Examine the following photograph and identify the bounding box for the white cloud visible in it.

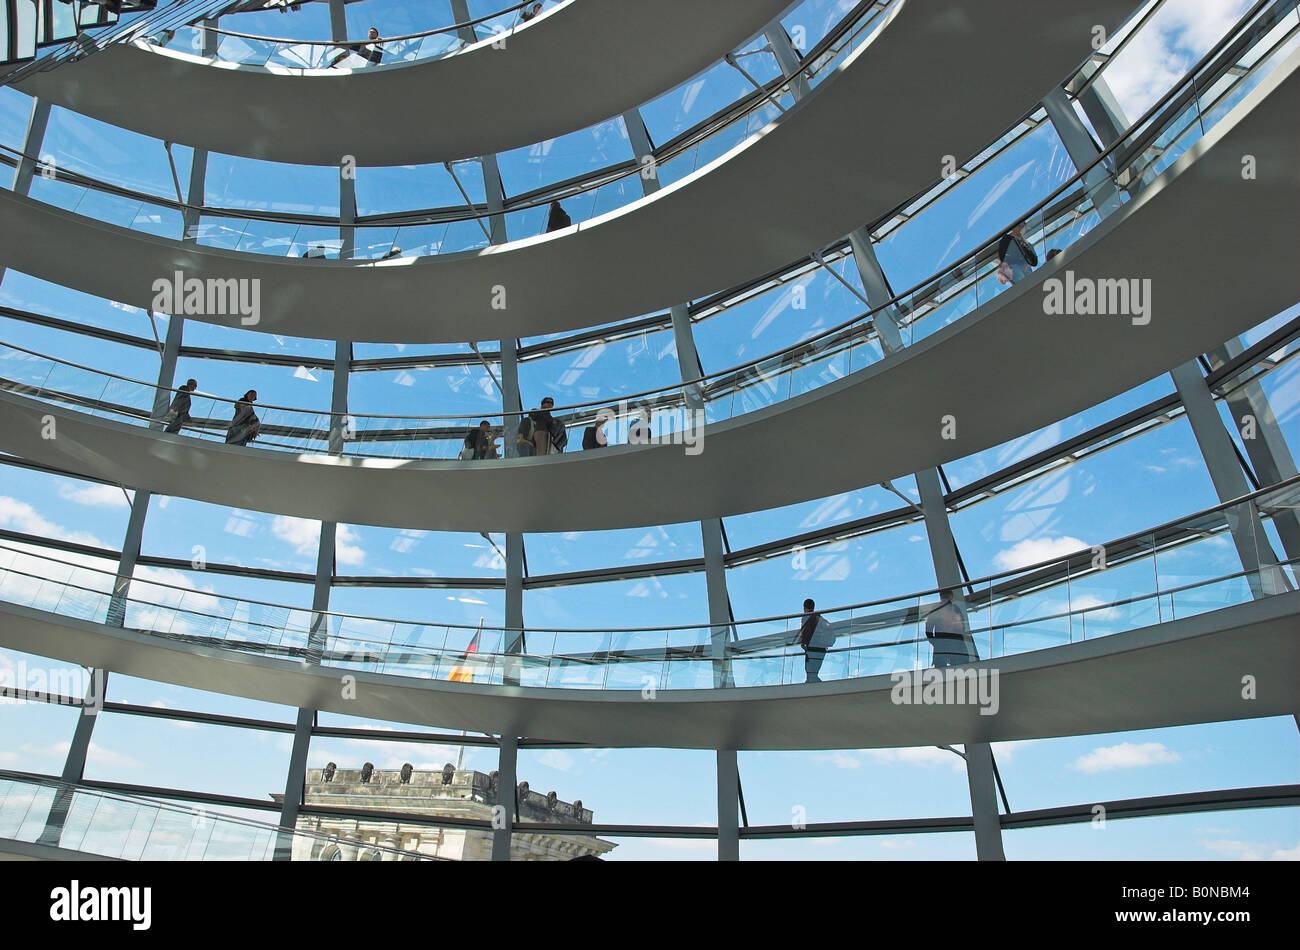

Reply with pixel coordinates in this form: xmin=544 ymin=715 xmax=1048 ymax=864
xmin=537 ymin=750 xmax=575 ymax=772
xmin=271 ymin=516 xmax=364 ymax=567
xmin=0 ymin=496 xmax=105 ymax=547
xmin=26 ymin=741 xmax=142 ymax=770
xmin=816 ymin=747 xmax=965 ymax=772
xmin=811 ymin=751 xmax=866 ymax=770
xmin=993 ymin=535 xmax=1089 ymax=571
xmin=271 ymin=515 xmax=319 ymax=555
xmin=1071 ymin=741 xmax=1180 ymax=773
xmin=1199 ymin=838 xmax=1299 ymax=861
xmin=1101 ymin=0 xmax=1254 ymax=118
xmin=57 ymin=484 xmax=132 ymax=509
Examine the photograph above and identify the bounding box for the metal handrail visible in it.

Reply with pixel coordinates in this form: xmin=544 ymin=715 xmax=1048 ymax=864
xmin=1 ymin=477 xmax=1293 ymax=637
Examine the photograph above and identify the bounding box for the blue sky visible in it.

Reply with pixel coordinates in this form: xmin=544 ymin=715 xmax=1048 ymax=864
xmin=0 ymin=0 xmax=1297 ymax=860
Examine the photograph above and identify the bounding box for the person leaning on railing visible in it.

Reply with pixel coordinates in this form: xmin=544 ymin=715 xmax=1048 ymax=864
xmin=461 ymin=420 xmax=499 ymax=460
xmin=518 ymin=396 xmax=563 ymax=456
xmin=160 ymin=378 xmax=198 ymax=434
xmin=329 ymin=26 xmax=384 ymax=68
xmin=996 ymin=220 xmax=1038 ymax=285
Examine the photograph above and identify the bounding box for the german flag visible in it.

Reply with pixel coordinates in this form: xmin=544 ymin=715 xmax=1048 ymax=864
xmin=447 ymin=627 xmax=481 ymax=683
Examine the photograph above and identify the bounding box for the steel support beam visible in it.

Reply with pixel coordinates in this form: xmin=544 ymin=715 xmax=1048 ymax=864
xmin=11 ymin=98 xmax=50 ymax=197
xmin=764 ymin=24 xmax=811 ymax=99
xmin=328 ymin=0 xmax=347 ymax=42
xmin=491 ymin=736 xmax=518 ymax=860
xmin=965 ymin=742 xmax=1007 ymax=860
xmin=477 ymin=155 xmax=525 ymax=684
xmin=1170 ymin=360 xmax=1289 ymax=597
xmin=276 ymin=337 xmax=351 ymax=854
xmin=717 ymin=749 xmax=740 ymax=861
xmin=449 ymin=0 xmax=478 ymax=45
xmin=1077 ymin=74 xmax=1130 ymax=149
xmin=1042 ymin=86 xmax=1123 ymax=216
xmin=1206 ymin=340 xmax=1300 ymax=564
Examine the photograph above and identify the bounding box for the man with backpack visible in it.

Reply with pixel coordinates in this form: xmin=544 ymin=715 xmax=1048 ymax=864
xmin=518 ymin=396 xmax=562 ymax=456
xmin=799 ymin=598 xmax=835 ymax=683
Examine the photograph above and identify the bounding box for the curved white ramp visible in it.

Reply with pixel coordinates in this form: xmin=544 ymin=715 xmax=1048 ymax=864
xmin=0 ymin=0 xmax=1137 ymax=344
xmin=13 ymin=0 xmax=795 ymax=166
xmin=0 ymin=591 xmax=1294 ymax=750
xmin=0 ymin=50 xmax=1294 ymax=534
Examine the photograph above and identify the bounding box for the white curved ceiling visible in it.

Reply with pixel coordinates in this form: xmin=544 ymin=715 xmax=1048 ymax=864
xmin=0 ymin=49 xmax=1294 ymax=534
xmin=0 ymin=0 xmax=1138 ymax=344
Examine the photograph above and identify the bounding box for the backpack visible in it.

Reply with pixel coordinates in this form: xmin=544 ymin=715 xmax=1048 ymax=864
xmin=582 ymin=426 xmax=599 ymax=450
xmin=549 ymin=418 xmax=568 ymax=452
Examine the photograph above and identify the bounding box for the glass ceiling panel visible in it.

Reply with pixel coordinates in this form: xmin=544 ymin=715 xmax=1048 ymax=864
xmin=874 ymin=122 xmax=1075 ymax=295
xmin=525 ymin=524 xmax=704 ymax=577
xmin=942 ymin=375 xmax=1179 ymax=492
xmin=355 ymin=160 xmax=482 ymax=216
xmin=640 ymin=57 xmax=757 ymax=146
xmin=0 ymin=269 xmax=159 ymax=339
xmin=495 ymin=115 xmax=633 ymax=197
xmin=43 ymin=106 xmax=187 ymax=199
xmin=336 ymin=524 xmax=507 ymax=579
xmin=948 ymin=415 xmax=1220 ymax=579
xmin=722 ymin=482 xmax=917 ymax=551
xmin=204 ymin=152 xmax=339 ymax=216
xmin=781 ymin=0 xmax=862 ymax=54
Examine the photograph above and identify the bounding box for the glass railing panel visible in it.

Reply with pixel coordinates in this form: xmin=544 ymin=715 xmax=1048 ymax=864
xmin=51 ymin=790 xmax=101 ymax=854
xmin=543 ymin=631 xmax=613 ymax=688
xmin=988 ymin=581 xmax=1080 ymax=659
xmin=603 ymin=629 xmax=671 ymax=690
xmin=1063 ymin=534 xmax=1161 ymax=641
xmin=136 ymin=807 xmax=200 ymax=860
xmin=8 ymin=784 xmax=55 ymax=842
xmin=73 ymin=794 xmax=146 ymax=859
xmin=730 ymin=618 xmax=796 ymax=687
xmin=1155 ymin=509 xmax=1259 ymax=620
xmin=660 ymin=626 xmax=718 ymax=690
xmin=0 ymin=781 xmax=38 ymax=840
xmin=828 ymin=596 xmax=924 ymax=678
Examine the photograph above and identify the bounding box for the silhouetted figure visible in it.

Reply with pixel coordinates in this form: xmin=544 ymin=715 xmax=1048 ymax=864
xmin=582 ymin=415 xmax=609 ymax=450
xmin=925 ymin=588 xmax=977 ymax=667
xmin=997 ymin=220 xmax=1038 ymax=285
xmin=799 ymin=598 xmax=834 ymax=683
xmin=545 ymin=200 xmax=571 ymax=233
xmin=521 ymin=3 xmax=543 ymax=21
xmin=162 ymin=378 xmax=198 ymax=434
xmin=226 ymin=390 xmax=260 ymax=446
xmin=517 ymin=396 xmax=556 ymax=456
